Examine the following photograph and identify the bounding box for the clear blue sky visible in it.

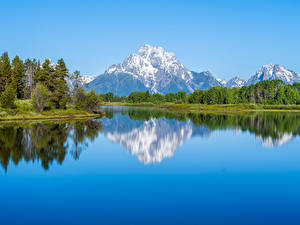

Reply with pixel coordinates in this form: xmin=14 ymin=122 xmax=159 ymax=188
xmin=0 ymin=0 xmax=299 ymax=80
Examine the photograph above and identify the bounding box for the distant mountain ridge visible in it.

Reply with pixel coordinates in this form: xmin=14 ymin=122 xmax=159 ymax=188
xmin=225 ymin=77 xmax=246 ymax=88
xmin=246 ymin=64 xmax=300 ymax=86
xmin=87 ymin=45 xmax=300 ymax=95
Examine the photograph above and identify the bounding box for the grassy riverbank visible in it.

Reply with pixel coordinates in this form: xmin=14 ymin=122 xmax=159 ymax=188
xmin=102 ymin=102 xmax=300 ymax=112
xmin=0 ymin=100 xmax=104 ymax=121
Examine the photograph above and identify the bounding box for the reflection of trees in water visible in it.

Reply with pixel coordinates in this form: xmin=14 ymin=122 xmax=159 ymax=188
xmin=69 ymin=121 xmax=102 ymax=160
xmin=0 ymin=120 xmax=102 ymax=171
xmin=104 ymin=108 xmax=300 ymax=143
xmin=187 ymin=113 xmax=300 ymax=140
xmin=100 ymin=108 xmax=300 ymax=164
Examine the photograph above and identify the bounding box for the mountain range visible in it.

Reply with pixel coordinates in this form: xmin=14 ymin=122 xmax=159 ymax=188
xmin=87 ymin=45 xmax=300 ymax=95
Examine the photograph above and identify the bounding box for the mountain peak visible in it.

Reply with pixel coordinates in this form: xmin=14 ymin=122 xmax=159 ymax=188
xmin=216 ymin=78 xmax=227 ymax=86
xmin=226 ymin=76 xmax=246 ymax=88
xmin=247 ymin=64 xmax=299 ymax=85
xmin=103 ymin=44 xmax=195 ymax=93
xmin=137 ymin=44 xmax=174 ymax=57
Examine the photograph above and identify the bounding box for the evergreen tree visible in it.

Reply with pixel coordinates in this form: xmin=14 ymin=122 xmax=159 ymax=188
xmin=0 ymin=83 xmax=16 ymax=108
xmin=52 ymin=59 xmax=69 ymax=109
xmin=35 ymin=59 xmax=54 ymax=89
xmin=0 ymin=52 xmax=12 ymax=93
xmin=11 ymin=56 xmax=25 ymax=98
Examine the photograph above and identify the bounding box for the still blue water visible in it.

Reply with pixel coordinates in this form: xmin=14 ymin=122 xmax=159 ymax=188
xmin=1 ymin=107 xmax=300 ymax=225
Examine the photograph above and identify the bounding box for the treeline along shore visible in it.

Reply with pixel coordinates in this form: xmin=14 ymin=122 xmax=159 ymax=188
xmin=100 ymin=80 xmax=300 ymax=112
xmin=0 ymin=52 xmax=104 ymax=120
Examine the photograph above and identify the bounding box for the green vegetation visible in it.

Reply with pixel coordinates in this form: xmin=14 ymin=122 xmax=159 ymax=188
xmin=124 ymin=80 xmax=300 ymax=105
xmin=0 ymin=52 xmax=104 ymax=120
xmin=101 ymin=79 xmax=300 ymax=111
xmin=160 ymin=103 xmax=300 ymax=112
xmin=74 ymin=88 xmax=102 ymax=113
xmin=0 ymin=83 xmax=16 ymax=108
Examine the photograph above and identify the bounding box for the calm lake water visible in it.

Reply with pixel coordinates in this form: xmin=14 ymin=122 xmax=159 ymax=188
xmin=1 ymin=106 xmax=300 ymax=225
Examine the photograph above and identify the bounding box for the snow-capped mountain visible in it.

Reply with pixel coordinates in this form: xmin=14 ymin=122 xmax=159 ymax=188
xmin=247 ymin=64 xmax=300 ymax=85
xmin=217 ymin=78 xmax=227 ymax=86
xmin=226 ymin=76 xmax=246 ymax=88
xmin=66 ymin=75 xmax=96 ymax=90
xmin=88 ymin=45 xmax=221 ymax=95
xmin=88 ymin=46 xmax=300 ymax=95
xmin=79 ymin=75 xmax=96 ymax=85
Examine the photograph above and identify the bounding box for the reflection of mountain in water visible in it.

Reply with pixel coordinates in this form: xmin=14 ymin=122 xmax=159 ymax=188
xmin=102 ymin=115 xmax=210 ymax=163
xmin=102 ymin=107 xmax=300 ymax=163
xmin=257 ymin=133 xmax=294 ymax=147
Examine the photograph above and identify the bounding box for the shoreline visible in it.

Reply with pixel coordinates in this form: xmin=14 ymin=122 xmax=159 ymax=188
xmin=0 ymin=110 xmax=104 ymax=122
xmin=102 ymin=102 xmax=300 ymax=112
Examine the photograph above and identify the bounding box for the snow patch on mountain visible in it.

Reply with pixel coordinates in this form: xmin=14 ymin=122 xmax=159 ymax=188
xmin=79 ymin=75 xmax=96 ymax=85
xmin=217 ymin=78 xmax=227 ymax=86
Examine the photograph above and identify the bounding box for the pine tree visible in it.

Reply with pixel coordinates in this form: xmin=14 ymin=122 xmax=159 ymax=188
xmin=35 ymin=59 xmax=54 ymax=89
xmin=52 ymin=59 xmax=69 ymax=109
xmin=11 ymin=56 xmax=25 ymax=98
xmin=0 ymin=83 xmax=16 ymax=108
xmin=0 ymin=52 xmax=12 ymax=93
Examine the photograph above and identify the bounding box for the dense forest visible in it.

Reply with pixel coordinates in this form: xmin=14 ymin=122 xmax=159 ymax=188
xmin=102 ymin=80 xmax=300 ymax=105
xmin=0 ymin=52 xmax=102 ymax=113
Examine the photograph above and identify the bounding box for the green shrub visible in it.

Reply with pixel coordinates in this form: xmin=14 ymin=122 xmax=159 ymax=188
xmin=15 ymin=99 xmax=34 ymax=112
xmin=0 ymin=83 xmax=16 ymax=108
xmin=74 ymin=88 xmax=102 ymax=113
xmin=32 ymin=83 xmax=51 ymax=112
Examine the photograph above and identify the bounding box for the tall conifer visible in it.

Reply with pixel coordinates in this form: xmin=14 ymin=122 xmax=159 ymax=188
xmin=11 ymin=56 xmax=25 ymax=98
xmin=52 ymin=59 xmax=69 ymax=108
xmin=0 ymin=52 xmax=12 ymax=92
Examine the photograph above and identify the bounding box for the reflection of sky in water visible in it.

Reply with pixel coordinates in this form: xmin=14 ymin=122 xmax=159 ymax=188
xmin=1 ymin=107 xmax=300 ymax=225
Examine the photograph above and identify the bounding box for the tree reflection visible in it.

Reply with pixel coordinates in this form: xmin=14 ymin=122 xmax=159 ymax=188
xmin=103 ymin=108 xmax=300 ymax=140
xmin=101 ymin=108 xmax=300 ymax=163
xmin=0 ymin=120 xmax=102 ymax=171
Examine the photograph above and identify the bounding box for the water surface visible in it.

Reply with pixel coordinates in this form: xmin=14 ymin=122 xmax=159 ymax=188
xmin=1 ymin=106 xmax=300 ymax=225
